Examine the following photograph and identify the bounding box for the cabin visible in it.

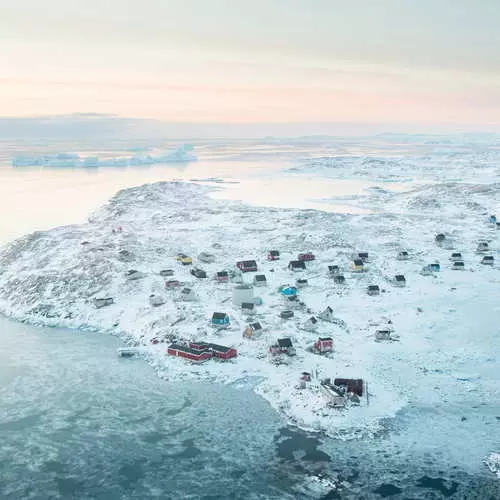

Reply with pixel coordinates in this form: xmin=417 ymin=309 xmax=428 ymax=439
xmin=435 ymin=233 xmax=446 ymax=243
xmin=215 ymin=271 xmax=229 ymax=282
xmin=232 ymin=284 xmax=254 ymax=306
xmin=476 ymin=241 xmax=489 ymax=253
xmin=367 ymin=285 xmax=380 ymax=296
xmin=298 ymin=252 xmax=315 ymax=262
xmin=190 ymin=267 xmax=207 ymax=279
xmin=236 ymin=260 xmax=258 ymax=273
xmin=253 ymin=274 xmax=267 ymax=286
xmin=210 ymin=343 xmax=237 ymax=360
xmin=449 ymin=252 xmax=462 ymax=261
xmin=288 ymin=260 xmax=306 ymax=271
xmin=125 ymin=269 xmax=146 ymax=280
xmin=489 ymin=215 xmax=497 ymax=224
xmin=318 ymin=306 xmax=334 ymax=322
xmin=481 ymin=255 xmax=494 ymax=265
xmin=429 ymin=263 xmax=441 ymax=272
xmin=198 ymin=252 xmax=215 ymax=263
xmin=165 ymin=279 xmax=181 ymax=289
xmin=280 ymin=310 xmax=294 ymax=319
xmin=333 ymin=378 xmax=364 ymax=397
xmin=243 ymin=322 xmax=263 ymax=339
xmin=211 ymin=312 xmax=230 ymax=327
xmin=351 ymin=259 xmax=364 ymax=272
xmin=159 ymin=269 xmax=174 ymax=277
xmin=267 ymin=250 xmax=280 ymax=261
xmin=303 ymin=316 xmax=318 ymax=332
xmin=180 ymin=287 xmax=197 ymax=301
xmin=357 ymin=252 xmax=369 ymax=262
xmin=328 ymin=265 xmax=340 ymax=276
xmin=451 ymin=261 xmax=465 ymax=270
xmin=241 ymin=302 xmax=255 ymax=314
xmin=295 ymin=278 xmax=308 ymax=288
xmin=271 ymin=338 xmax=296 ymax=356
xmin=279 ymin=285 xmax=298 ymax=297
xmin=397 ymin=251 xmax=409 ymax=261
xmin=334 ymin=275 xmax=346 ymax=284
xmin=314 ymin=337 xmax=333 ymax=353
xmin=167 ymin=343 xmax=212 ymax=363
xmin=93 ymin=297 xmax=114 ymax=309
xmin=393 ymin=274 xmax=406 ymax=287
xmin=149 ymin=294 xmax=165 ymax=307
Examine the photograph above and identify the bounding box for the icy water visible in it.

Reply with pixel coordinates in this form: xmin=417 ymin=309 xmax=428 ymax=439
xmin=0 ymin=139 xmax=499 ymax=498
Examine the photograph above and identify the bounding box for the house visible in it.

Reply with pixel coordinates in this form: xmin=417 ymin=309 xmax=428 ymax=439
xmin=428 ymin=262 xmax=441 ymax=272
xmin=198 ymin=252 xmax=215 ymax=263
xmin=241 ymin=302 xmax=255 ymax=314
xmin=476 ymin=241 xmax=489 ymax=253
xmin=279 ymin=285 xmax=298 ymax=297
xmin=481 ymin=255 xmax=494 ymax=265
xmin=243 ymin=322 xmax=263 ymax=339
xmin=93 ymin=297 xmax=114 ymax=309
xmin=314 ymin=337 xmax=333 ymax=353
xmin=435 ymin=233 xmax=446 ymax=243
xmin=232 ymin=284 xmax=254 ymax=306
xmin=303 ymin=316 xmax=318 ymax=332
xmin=280 ymin=310 xmax=294 ymax=319
xmin=267 ymin=250 xmax=280 ymax=261
xmin=253 ymin=274 xmax=267 ymax=286
xmin=351 ymin=259 xmax=364 ymax=272
xmin=175 ymin=253 xmax=193 ymax=265
xmin=367 ymin=285 xmax=380 ymax=296
xmin=149 ymin=294 xmax=165 ymax=307
xmin=397 ymin=251 xmax=409 ymax=261
xmin=295 ymin=278 xmax=308 ymax=288
xmin=333 ymin=378 xmax=364 ymax=396
xmin=298 ymin=252 xmax=315 ymax=262
xmin=318 ymin=306 xmax=334 ymax=322
xmin=125 ymin=269 xmax=146 ymax=280
xmin=211 ymin=312 xmax=230 ymax=327
xmin=301 ymin=372 xmax=311 ymax=382
xmin=215 ymin=271 xmax=229 ymax=282
xmin=209 ymin=343 xmax=238 ymax=360
xmin=328 ymin=265 xmax=340 ymax=276
xmin=393 ymin=274 xmax=406 ymax=287
xmin=167 ymin=343 xmax=212 ymax=363
xmin=288 ymin=260 xmax=306 ymax=271
xmin=272 ymin=338 xmax=296 ymax=356
xmin=375 ymin=329 xmax=399 ymax=342
xmin=334 ymin=275 xmax=346 ymax=284
xmin=489 ymin=215 xmax=497 ymax=224
xmin=236 ymin=260 xmax=258 ymax=272
xmin=449 ymin=252 xmax=462 ymax=261
xmin=451 ymin=261 xmax=465 ymax=270
xmin=357 ymin=252 xmax=369 ymax=262
xmin=420 ymin=265 xmax=433 ymax=276
xmin=180 ymin=287 xmax=197 ymax=301
xmin=159 ymin=269 xmax=174 ymax=277
xmin=190 ymin=267 xmax=207 ymax=279
xmin=165 ymin=279 xmax=181 ymax=289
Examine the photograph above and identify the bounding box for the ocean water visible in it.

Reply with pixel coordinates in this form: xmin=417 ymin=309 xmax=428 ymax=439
xmin=0 ymin=139 xmax=499 ymax=499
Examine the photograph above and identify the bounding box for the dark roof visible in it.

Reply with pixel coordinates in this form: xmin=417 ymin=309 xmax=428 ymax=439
xmin=368 ymin=285 xmax=380 ymax=290
xmin=308 ymin=317 xmax=318 ymax=324
xmin=353 ymin=259 xmax=364 ymax=266
xmin=289 ymin=260 xmax=306 ymax=267
xmin=451 ymin=253 xmax=462 ymax=257
xmin=358 ymin=252 xmax=369 ymax=258
xmin=241 ymin=302 xmax=255 ymax=309
xmin=395 ymin=275 xmax=406 ymax=280
xmin=212 ymin=312 xmax=228 ymax=319
xmin=296 ymin=278 xmax=308 ymax=283
xmin=269 ymin=250 xmax=280 ymax=255
xmin=277 ymin=338 xmax=293 ymax=347
xmin=254 ymin=275 xmax=267 ymax=281
xmin=280 ymin=310 xmax=294 ymax=318
xmin=325 ymin=306 xmax=333 ymax=313
xmin=250 ymin=322 xmax=262 ymax=330
xmin=399 ymin=251 xmax=408 ymax=255
xmin=217 ymin=271 xmax=228 ymax=276
xmin=334 ymin=275 xmax=345 ymax=282
xmin=319 ymin=336 xmax=333 ymax=341
xmin=168 ymin=343 xmax=210 ymax=356
xmin=239 ymin=260 xmax=257 ymax=266
xmin=328 ymin=265 xmax=339 ymax=270
xmin=483 ymin=255 xmax=494 ymax=260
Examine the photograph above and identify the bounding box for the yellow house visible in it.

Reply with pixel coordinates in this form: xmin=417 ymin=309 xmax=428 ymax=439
xmin=351 ymin=259 xmax=364 ymax=272
xmin=175 ymin=253 xmax=193 ymax=265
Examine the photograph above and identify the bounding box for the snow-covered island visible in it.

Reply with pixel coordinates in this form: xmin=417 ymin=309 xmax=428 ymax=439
xmin=11 ymin=145 xmax=197 ymax=167
xmin=0 ymin=180 xmax=499 ymax=439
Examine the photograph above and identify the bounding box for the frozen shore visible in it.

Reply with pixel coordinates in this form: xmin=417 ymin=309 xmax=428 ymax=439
xmin=0 ymin=180 xmax=498 ymax=439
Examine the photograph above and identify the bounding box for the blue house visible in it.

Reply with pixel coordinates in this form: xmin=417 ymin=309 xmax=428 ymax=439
xmin=428 ymin=263 xmax=441 ymax=272
xmin=489 ymin=215 xmax=497 ymax=224
xmin=279 ymin=285 xmax=298 ymax=297
xmin=212 ymin=312 xmax=230 ymax=327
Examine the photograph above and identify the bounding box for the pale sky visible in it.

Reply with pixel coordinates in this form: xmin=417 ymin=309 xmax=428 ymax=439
xmin=1 ymin=0 xmax=500 ymax=129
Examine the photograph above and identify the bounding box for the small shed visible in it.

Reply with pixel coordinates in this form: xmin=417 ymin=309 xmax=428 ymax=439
xmin=159 ymin=269 xmax=174 ymax=277
xmin=243 ymin=322 xmax=263 ymax=338
xmin=211 ymin=312 xmax=230 ymax=327
xmin=295 ymin=278 xmax=308 ymax=288
xmin=215 ymin=270 xmax=229 ymax=282
xmin=476 ymin=241 xmax=489 ymax=253
xmin=314 ymin=337 xmax=333 ymax=353
xmin=334 ymin=275 xmax=346 ymax=284
xmin=210 ymin=343 xmax=237 ymax=360
xmin=351 ymin=259 xmax=364 ymax=272
xmin=429 ymin=262 xmax=441 ymax=272
xmin=93 ymin=297 xmax=114 ymax=309
xmin=451 ymin=261 xmax=465 ymax=270
xmin=367 ymin=285 xmax=380 ymax=296
xmin=125 ymin=269 xmax=146 ymax=280
xmin=191 ymin=268 xmax=207 ymax=279
xmin=318 ymin=306 xmax=334 ymax=322
xmin=333 ymin=378 xmax=364 ymax=396
xmin=253 ymin=274 xmax=267 ymax=286
xmin=288 ymin=260 xmax=306 ymax=271
xmin=149 ymin=294 xmax=165 ymax=307
xmin=167 ymin=343 xmax=212 ymax=363
xmin=165 ymin=279 xmax=181 ymax=289
xmin=397 ymin=251 xmax=409 ymax=261
xmin=267 ymin=250 xmax=280 ymax=261
xmin=450 ymin=252 xmax=462 ymax=261
xmin=375 ymin=329 xmax=395 ymax=341
xmin=280 ymin=310 xmax=294 ymax=319
xmin=241 ymin=302 xmax=256 ymax=314
xmin=481 ymin=255 xmax=494 ymax=265
xmin=198 ymin=252 xmax=216 ymax=263
xmin=233 ymin=284 xmax=254 ymax=306
xmin=328 ymin=265 xmax=340 ymax=276
xmin=180 ymin=287 xmax=197 ymax=301
xmin=236 ymin=260 xmax=258 ymax=273
xmin=298 ymin=252 xmax=315 ymax=262
xmin=303 ymin=316 xmax=318 ymax=332
xmin=393 ymin=274 xmax=406 ymax=287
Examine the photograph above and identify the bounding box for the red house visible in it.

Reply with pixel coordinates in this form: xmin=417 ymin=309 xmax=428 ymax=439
xmin=334 ymin=378 xmax=364 ymax=396
xmin=167 ymin=343 xmax=212 ymax=363
xmin=215 ymin=271 xmax=229 ymax=282
xmin=267 ymin=250 xmax=280 ymax=261
xmin=298 ymin=252 xmax=315 ymax=262
xmin=165 ymin=279 xmax=181 ymax=289
xmin=236 ymin=260 xmax=258 ymax=272
xmin=314 ymin=337 xmax=333 ymax=353
xmin=209 ymin=343 xmax=238 ymax=360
